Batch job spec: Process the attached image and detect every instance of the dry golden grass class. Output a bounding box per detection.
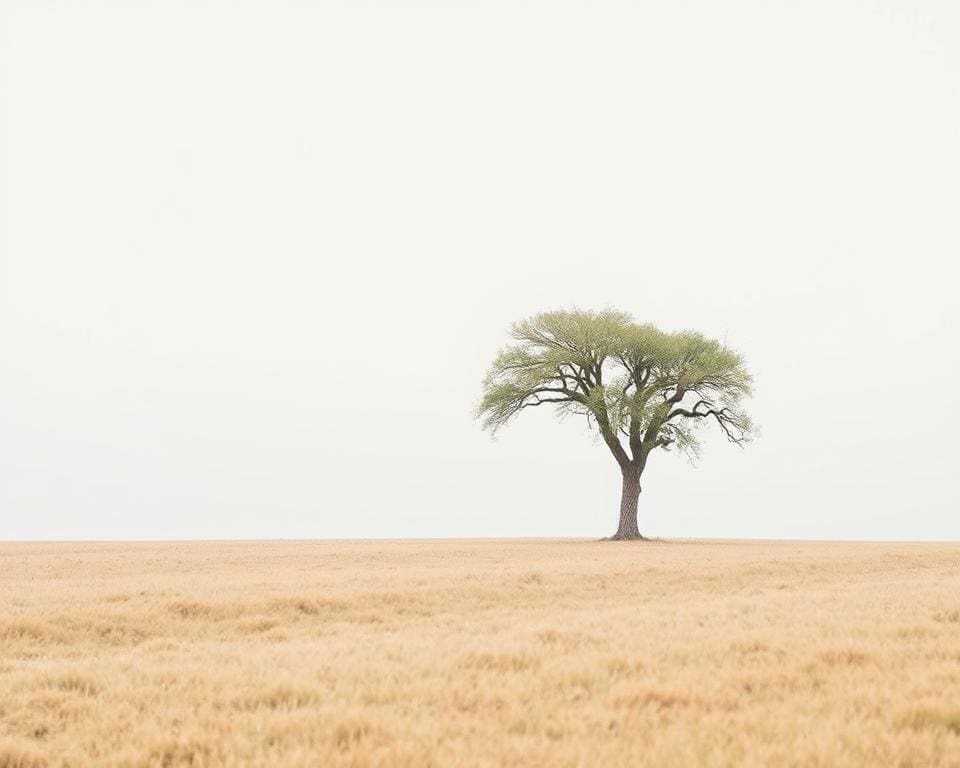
[1,539,960,767]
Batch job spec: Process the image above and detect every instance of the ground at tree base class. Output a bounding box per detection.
[1,538,959,767]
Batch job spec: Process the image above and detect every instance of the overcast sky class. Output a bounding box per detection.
[1,0,958,541]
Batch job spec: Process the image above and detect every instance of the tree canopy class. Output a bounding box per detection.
[478,309,755,472]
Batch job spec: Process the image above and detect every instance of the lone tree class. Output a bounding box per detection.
[477,309,754,540]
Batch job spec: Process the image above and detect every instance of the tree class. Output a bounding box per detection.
[477,309,755,540]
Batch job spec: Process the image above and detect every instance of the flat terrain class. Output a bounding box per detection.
[1,540,959,767]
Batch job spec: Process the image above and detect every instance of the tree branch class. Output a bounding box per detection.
[666,404,748,445]
[519,397,574,409]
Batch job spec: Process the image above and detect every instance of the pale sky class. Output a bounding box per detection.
[1,0,958,541]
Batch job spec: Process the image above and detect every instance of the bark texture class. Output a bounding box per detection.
[611,468,644,540]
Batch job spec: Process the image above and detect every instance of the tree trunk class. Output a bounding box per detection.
[611,467,644,540]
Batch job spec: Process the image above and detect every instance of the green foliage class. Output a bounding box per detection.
[477,309,755,469]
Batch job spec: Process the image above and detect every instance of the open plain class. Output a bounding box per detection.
[1,539,959,767]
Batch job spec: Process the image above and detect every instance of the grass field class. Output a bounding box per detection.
[1,539,959,767]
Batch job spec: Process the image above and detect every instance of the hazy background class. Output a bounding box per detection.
[2,0,958,540]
